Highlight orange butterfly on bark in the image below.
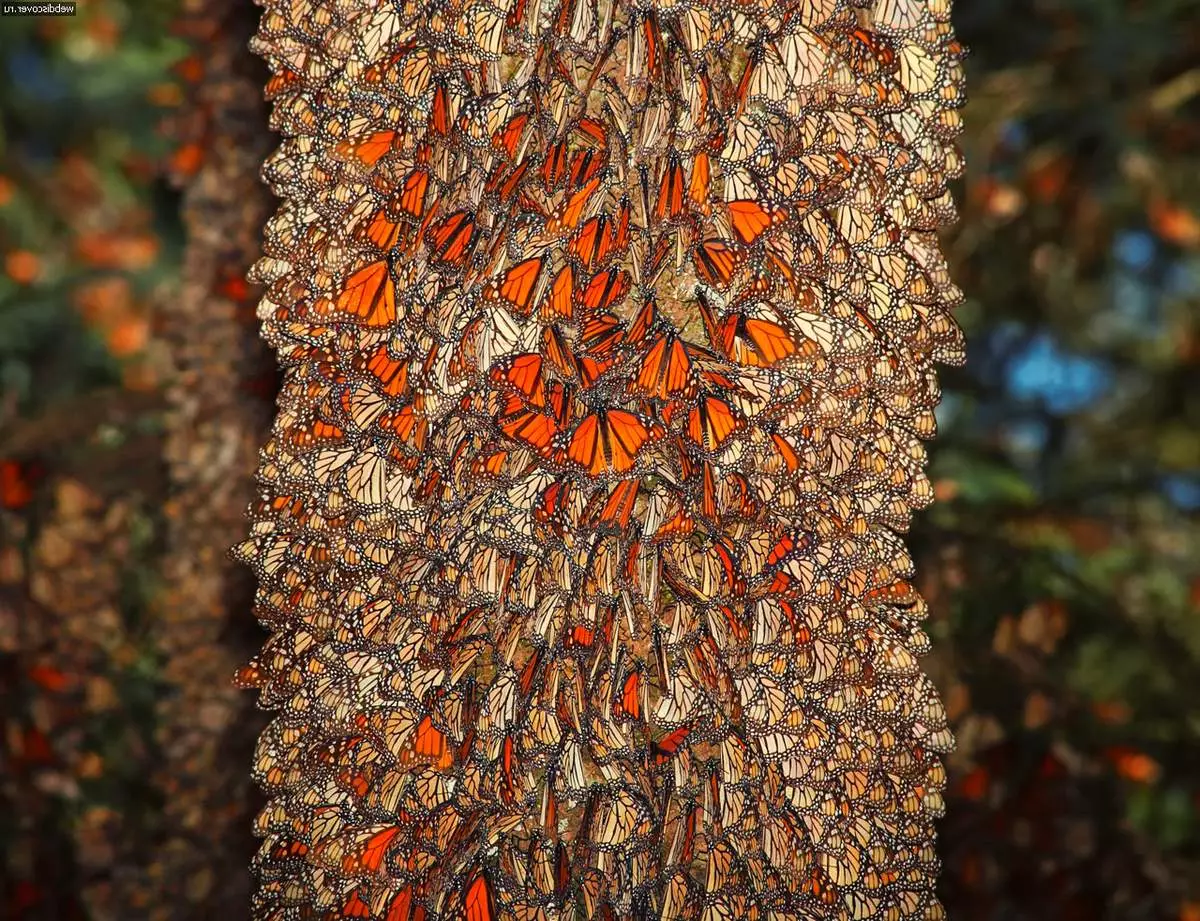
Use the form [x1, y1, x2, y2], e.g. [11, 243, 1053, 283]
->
[564, 409, 659, 475]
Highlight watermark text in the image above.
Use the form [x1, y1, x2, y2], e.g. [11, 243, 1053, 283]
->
[2, 1, 77, 14]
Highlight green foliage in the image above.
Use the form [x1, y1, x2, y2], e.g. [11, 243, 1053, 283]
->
[0, 4, 185, 420]
[923, 0, 1200, 910]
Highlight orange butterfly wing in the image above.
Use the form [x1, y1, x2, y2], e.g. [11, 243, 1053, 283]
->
[693, 239, 739, 289]
[701, 460, 718, 519]
[336, 261, 396, 327]
[634, 334, 692, 399]
[689, 151, 711, 210]
[597, 478, 639, 528]
[263, 66, 298, 99]
[428, 211, 476, 266]
[499, 395, 558, 451]
[341, 891, 372, 918]
[413, 715, 452, 768]
[642, 15, 663, 78]
[431, 82, 453, 135]
[654, 726, 691, 764]
[567, 411, 650, 475]
[488, 256, 544, 314]
[744, 317, 797, 365]
[486, 159, 529, 203]
[534, 479, 572, 528]
[580, 268, 631, 313]
[398, 168, 430, 219]
[687, 396, 741, 450]
[494, 113, 528, 159]
[542, 325, 579, 379]
[384, 889, 415, 921]
[619, 671, 642, 720]
[655, 157, 685, 221]
[550, 174, 601, 233]
[365, 345, 408, 395]
[343, 827, 400, 874]
[728, 200, 779, 245]
[771, 433, 802, 473]
[380, 403, 429, 451]
[566, 414, 602, 473]
[542, 139, 569, 190]
[490, 353, 546, 406]
[570, 215, 603, 269]
[626, 297, 658, 344]
[767, 249, 801, 294]
[611, 199, 631, 253]
[544, 264, 575, 319]
[364, 209, 401, 250]
[474, 448, 509, 477]
[464, 873, 497, 921]
[580, 313, 623, 355]
[602, 410, 652, 474]
[568, 148, 603, 188]
[338, 129, 395, 166]
[578, 313, 624, 385]
[576, 116, 607, 146]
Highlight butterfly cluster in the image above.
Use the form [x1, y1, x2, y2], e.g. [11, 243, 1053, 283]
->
[239, 0, 966, 918]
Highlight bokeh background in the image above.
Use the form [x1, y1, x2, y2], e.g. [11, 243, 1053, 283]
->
[1, 1, 1198, 918]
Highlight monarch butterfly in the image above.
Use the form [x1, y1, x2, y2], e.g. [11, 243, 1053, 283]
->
[498, 394, 558, 451]
[654, 155, 686, 222]
[688, 150, 711, 210]
[489, 353, 546, 406]
[541, 324, 579, 379]
[568, 147, 605, 188]
[565, 410, 655, 475]
[578, 312, 624, 369]
[336, 129, 397, 166]
[429, 81, 457, 135]
[692, 239, 744, 290]
[377, 403, 429, 451]
[727, 199, 788, 245]
[615, 670, 642, 720]
[652, 727, 691, 765]
[483, 256, 545, 315]
[484, 158, 530, 203]
[686, 395, 743, 452]
[336, 261, 396, 327]
[532, 478, 573, 529]
[578, 268, 631, 314]
[591, 478, 640, 530]
[542, 264, 575, 320]
[397, 166, 431, 219]
[359, 344, 409, 396]
[362, 208, 402, 250]
[427, 211, 477, 267]
[492, 112, 529, 159]
[548, 174, 602, 234]
[698, 297, 799, 367]
[569, 214, 616, 270]
[630, 333, 694, 400]
[327, 825, 401, 875]
[542, 139, 570, 190]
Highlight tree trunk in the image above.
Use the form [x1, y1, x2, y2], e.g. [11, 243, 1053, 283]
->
[240, 0, 966, 917]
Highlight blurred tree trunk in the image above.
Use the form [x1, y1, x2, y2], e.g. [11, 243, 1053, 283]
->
[133, 0, 277, 916]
